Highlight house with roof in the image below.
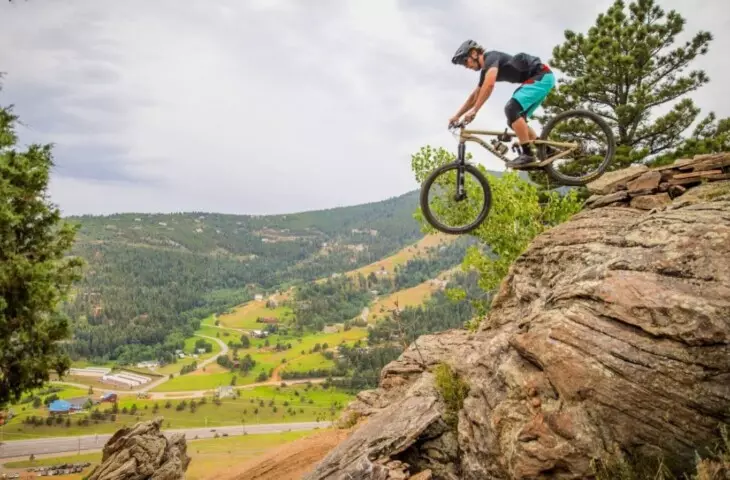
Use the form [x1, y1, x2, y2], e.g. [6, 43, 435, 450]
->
[48, 400, 72, 415]
[100, 392, 118, 403]
[49, 397, 91, 415]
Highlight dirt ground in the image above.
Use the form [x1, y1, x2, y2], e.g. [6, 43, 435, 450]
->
[215, 428, 352, 480]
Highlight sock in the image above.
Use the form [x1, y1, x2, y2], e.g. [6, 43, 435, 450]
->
[521, 142, 534, 156]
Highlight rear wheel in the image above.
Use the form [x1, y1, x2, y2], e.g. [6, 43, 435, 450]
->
[419, 162, 492, 235]
[538, 109, 616, 186]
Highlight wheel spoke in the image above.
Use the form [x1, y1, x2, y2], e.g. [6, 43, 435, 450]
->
[541, 110, 615, 186]
[420, 164, 492, 234]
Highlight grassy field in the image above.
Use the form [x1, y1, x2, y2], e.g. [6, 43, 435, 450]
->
[200, 314, 217, 327]
[2, 430, 318, 480]
[151, 328, 368, 391]
[218, 302, 294, 330]
[196, 325, 228, 338]
[150, 371, 239, 392]
[248, 328, 368, 376]
[152, 331, 223, 376]
[367, 278, 444, 323]
[281, 352, 334, 374]
[1, 384, 352, 441]
[13, 384, 90, 404]
[191, 362, 228, 375]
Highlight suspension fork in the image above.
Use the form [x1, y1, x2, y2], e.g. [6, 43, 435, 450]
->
[455, 142, 466, 201]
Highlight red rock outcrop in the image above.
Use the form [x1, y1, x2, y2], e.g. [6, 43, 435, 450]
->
[305, 155, 730, 480]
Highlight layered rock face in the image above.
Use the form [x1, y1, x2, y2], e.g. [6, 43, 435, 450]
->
[305, 155, 730, 480]
[87, 416, 191, 480]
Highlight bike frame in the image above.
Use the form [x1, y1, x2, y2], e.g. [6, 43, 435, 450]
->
[455, 127, 579, 168]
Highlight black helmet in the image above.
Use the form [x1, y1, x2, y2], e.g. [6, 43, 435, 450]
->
[452, 39, 481, 65]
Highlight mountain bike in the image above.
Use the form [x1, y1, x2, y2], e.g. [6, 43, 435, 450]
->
[419, 109, 615, 234]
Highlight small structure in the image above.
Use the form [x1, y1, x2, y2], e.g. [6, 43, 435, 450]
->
[216, 386, 235, 399]
[69, 366, 112, 377]
[49, 400, 72, 414]
[49, 398, 87, 415]
[137, 360, 160, 369]
[100, 393, 118, 403]
[101, 371, 152, 388]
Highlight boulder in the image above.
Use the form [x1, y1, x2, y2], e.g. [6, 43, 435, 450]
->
[584, 190, 629, 209]
[630, 192, 671, 210]
[626, 170, 661, 194]
[86, 417, 191, 480]
[586, 164, 649, 194]
[308, 179, 730, 480]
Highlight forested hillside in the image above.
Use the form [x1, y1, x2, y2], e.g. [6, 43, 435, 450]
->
[61, 190, 431, 363]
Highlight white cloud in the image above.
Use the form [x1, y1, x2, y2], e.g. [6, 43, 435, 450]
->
[1, 0, 728, 216]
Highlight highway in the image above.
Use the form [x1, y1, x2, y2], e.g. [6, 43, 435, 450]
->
[0, 421, 330, 459]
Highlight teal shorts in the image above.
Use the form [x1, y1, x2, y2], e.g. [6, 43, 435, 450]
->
[512, 70, 555, 118]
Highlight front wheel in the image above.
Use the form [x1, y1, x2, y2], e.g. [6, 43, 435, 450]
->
[538, 109, 616, 186]
[419, 162, 492, 235]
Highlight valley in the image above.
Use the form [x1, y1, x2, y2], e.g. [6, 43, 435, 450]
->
[0, 194, 483, 467]
[49, 231, 469, 398]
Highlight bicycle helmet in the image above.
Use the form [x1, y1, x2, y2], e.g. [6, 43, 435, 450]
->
[451, 39, 481, 65]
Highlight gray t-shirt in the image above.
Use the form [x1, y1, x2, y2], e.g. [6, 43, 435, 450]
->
[478, 51, 543, 85]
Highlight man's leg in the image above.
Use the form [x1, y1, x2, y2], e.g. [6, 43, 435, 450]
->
[511, 116, 531, 144]
[510, 117, 538, 144]
[505, 73, 554, 167]
[504, 102, 538, 167]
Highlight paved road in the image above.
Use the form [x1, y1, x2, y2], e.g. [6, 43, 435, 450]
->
[0, 421, 330, 459]
[191, 333, 229, 370]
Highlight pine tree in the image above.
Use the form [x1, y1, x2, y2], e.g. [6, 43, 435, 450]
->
[541, 0, 713, 169]
[0, 84, 84, 407]
[648, 113, 730, 166]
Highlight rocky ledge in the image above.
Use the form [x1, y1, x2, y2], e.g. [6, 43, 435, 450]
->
[86, 416, 191, 480]
[305, 154, 730, 480]
[584, 152, 730, 210]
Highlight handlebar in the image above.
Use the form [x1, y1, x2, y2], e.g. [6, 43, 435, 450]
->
[448, 119, 469, 131]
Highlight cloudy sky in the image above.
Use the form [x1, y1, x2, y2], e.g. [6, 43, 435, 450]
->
[1, 0, 728, 216]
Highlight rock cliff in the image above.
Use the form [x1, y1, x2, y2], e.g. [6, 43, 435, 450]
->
[305, 154, 730, 480]
[86, 416, 191, 480]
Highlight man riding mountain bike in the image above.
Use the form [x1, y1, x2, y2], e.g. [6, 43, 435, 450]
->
[449, 39, 556, 169]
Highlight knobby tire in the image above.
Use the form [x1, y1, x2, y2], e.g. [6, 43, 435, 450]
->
[419, 162, 492, 235]
[539, 109, 616, 186]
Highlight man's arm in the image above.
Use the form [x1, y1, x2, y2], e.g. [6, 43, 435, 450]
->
[471, 67, 498, 113]
[452, 86, 480, 119]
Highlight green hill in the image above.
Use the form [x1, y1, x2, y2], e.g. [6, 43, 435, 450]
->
[62, 190, 430, 364]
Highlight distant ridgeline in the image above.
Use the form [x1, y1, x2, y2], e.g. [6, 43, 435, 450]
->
[58, 190, 475, 365]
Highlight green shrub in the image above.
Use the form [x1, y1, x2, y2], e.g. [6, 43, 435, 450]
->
[433, 362, 469, 427]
